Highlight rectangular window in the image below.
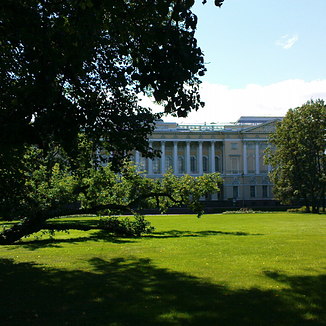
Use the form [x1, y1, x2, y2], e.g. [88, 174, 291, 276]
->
[250, 185, 256, 198]
[233, 186, 239, 199]
[262, 185, 268, 198]
[231, 142, 238, 150]
[230, 156, 240, 174]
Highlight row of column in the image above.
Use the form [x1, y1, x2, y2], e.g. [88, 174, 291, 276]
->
[243, 143, 272, 174]
[135, 141, 217, 175]
[136, 141, 271, 176]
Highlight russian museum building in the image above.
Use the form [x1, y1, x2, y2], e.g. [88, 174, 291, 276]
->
[132, 116, 282, 206]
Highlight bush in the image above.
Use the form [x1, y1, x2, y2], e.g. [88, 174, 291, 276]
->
[97, 214, 154, 237]
[287, 206, 325, 213]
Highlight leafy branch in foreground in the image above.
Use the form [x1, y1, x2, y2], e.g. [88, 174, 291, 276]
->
[0, 160, 222, 244]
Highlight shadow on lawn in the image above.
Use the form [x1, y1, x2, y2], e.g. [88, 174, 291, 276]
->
[148, 230, 263, 238]
[14, 230, 135, 250]
[0, 258, 325, 326]
[11, 228, 261, 251]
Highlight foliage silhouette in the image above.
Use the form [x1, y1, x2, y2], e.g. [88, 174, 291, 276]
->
[0, 257, 324, 325]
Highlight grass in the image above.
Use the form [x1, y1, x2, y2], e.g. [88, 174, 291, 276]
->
[0, 212, 325, 325]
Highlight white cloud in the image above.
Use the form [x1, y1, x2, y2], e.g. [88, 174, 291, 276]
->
[275, 34, 299, 49]
[142, 79, 326, 124]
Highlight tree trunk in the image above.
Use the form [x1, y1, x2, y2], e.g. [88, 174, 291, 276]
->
[0, 215, 46, 245]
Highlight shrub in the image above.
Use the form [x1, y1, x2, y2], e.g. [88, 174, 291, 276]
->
[97, 214, 154, 237]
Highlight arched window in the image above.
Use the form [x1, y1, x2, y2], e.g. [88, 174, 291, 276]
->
[140, 157, 147, 171]
[190, 156, 197, 173]
[178, 156, 184, 173]
[165, 155, 173, 171]
[215, 156, 220, 172]
[203, 156, 208, 173]
[153, 157, 160, 174]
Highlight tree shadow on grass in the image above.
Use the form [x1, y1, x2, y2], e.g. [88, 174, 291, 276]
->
[147, 229, 263, 238]
[7, 228, 262, 251]
[10, 230, 135, 251]
[0, 257, 324, 326]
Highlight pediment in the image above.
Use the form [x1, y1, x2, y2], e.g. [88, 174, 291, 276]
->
[241, 119, 281, 134]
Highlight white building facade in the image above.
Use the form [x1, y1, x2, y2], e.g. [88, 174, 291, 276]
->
[132, 117, 282, 204]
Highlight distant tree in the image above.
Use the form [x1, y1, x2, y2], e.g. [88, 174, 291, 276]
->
[265, 99, 326, 213]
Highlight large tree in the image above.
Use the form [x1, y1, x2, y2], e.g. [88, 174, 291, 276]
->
[0, 0, 225, 244]
[1, 0, 223, 160]
[265, 99, 326, 213]
[0, 0, 224, 203]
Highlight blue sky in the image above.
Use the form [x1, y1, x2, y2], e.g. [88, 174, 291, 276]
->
[142, 0, 326, 123]
[194, 0, 326, 88]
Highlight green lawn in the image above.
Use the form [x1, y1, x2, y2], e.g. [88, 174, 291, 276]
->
[0, 212, 325, 325]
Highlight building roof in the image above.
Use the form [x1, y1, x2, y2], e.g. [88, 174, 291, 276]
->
[155, 116, 283, 132]
[236, 116, 283, 124]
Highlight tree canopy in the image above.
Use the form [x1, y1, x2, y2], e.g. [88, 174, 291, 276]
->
[265, 99, 326, 213]
[0, 0, 222, 161]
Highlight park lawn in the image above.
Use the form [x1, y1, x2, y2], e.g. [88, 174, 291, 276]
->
[0, 212, 325, 325]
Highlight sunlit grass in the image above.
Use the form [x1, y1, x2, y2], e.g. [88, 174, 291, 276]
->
[0, 212, 325, 325]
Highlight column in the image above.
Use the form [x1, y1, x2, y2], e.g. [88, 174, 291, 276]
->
[210, 141, 215, 173]
[255, 143, 260, 174]
[198, 141, 203, 175]
[148, 141, 153, 175]
[186, 141, 191, 174]
[243, 142, 248, 174]
[222, 141, 226, 174]
[135, 150, 140, 170]
[161, 141, 166, 175]
[173, 141, 178, 174]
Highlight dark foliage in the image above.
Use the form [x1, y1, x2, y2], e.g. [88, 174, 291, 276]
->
[0, 0, 214, 161]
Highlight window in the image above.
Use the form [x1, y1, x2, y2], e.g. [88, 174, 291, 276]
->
[250, 185, 256, 198]
[178, 156, 184, 173]
[153, 157, 160, 174]
[247, 144, 255, 174]
[215, 156, 220, 172]
[247, 154, 255, 173]
[262, 185, 268, 198]
[230, 156, 240, 174]
[233, 186, 238, 199]
[140, 157, 147, 171]
[231, 142, 238, 150]
[203, 156, 208, 172]
[190, 156, 197, 173]
[165, 156, 173, 171]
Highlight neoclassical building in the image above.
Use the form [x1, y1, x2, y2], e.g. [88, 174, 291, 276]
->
[132, 116, 282, 204]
